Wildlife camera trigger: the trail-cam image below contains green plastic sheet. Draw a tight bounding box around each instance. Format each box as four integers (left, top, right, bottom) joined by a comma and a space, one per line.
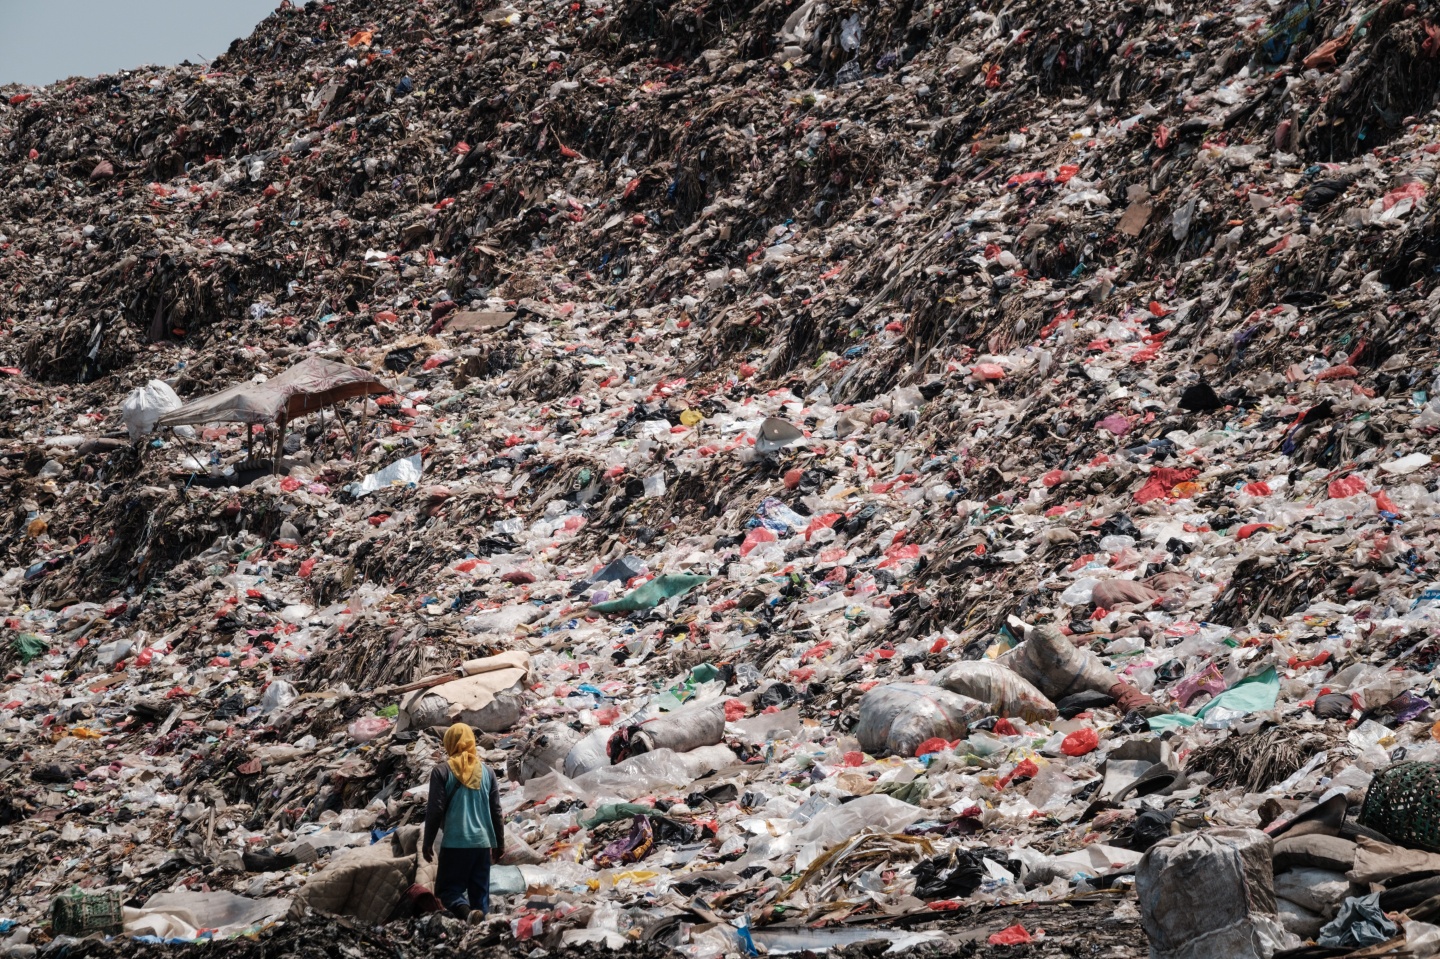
14, 634, 46, 664
1148, 666, 1280, 733
589, 574, 710, 613
580, 802, 654, 829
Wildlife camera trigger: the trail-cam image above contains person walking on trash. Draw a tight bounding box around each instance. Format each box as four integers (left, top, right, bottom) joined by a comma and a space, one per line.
423, 723, 504, 921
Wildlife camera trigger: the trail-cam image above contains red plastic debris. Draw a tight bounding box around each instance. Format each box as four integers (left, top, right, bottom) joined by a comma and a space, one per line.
1315, 364, 1359, 381
1328, 475, 1367, 499
740, 527, 777, 555
988, 924, 1035, 946
996, 758, 1039, 788
971, 362, 1006, 380
1134, 466, 1200, 504
1061, 728, 1099, 756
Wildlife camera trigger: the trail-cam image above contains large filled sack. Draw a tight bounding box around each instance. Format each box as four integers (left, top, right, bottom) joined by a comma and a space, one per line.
1002, 624, 1121, 702
397, 651, 529, 733
1092, 580, 1164, 608
854, 684, 988, 757
120, 380, 182, 441
564, 698, 727, 776
935, 660, 1058, 722
290, 826, 425, 924
1138, 828, 1296, 959
509, 721, 582, 784
565, 725, 616, 779
620, 700, 725, 758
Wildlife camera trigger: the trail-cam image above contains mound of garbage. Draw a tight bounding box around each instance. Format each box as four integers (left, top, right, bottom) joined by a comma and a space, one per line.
6, 0, 1440, 954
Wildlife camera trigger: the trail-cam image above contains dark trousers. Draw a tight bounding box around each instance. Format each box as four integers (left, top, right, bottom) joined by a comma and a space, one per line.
435, 846, 492, 916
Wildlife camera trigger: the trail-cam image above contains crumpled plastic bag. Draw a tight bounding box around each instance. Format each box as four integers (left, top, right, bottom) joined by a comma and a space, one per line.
1273, 867, 1351, 914
347, 454, 422, 496
1318, 893, 1399, 949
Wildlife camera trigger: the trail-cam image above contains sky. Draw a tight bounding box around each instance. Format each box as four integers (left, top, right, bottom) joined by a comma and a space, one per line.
0, 0, 280, 87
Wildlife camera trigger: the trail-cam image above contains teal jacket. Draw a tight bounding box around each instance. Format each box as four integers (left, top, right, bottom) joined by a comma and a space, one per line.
423, 763, 504, 853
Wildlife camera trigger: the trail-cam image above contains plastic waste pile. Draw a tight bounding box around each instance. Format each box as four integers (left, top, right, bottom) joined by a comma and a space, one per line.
7, 0, 1440, 955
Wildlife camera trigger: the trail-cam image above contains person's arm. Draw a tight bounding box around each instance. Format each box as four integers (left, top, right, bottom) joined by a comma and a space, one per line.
422, 765, 448, 860
488, 767, 505, 858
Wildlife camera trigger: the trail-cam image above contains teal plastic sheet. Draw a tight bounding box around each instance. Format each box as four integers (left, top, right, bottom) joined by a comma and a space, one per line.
580, 802, 653, 829
590, 574, 710, 613
1148, 666, 1280, 733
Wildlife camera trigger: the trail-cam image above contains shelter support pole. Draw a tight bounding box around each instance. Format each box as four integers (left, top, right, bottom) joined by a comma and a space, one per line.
335, 408, 355, 454
357, 401, 368, 459
273, 417, 287, 475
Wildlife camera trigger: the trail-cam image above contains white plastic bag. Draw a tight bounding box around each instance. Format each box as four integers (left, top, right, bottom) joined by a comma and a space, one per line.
346, 454, 422, 496
260, 680, 298, 714
120, 380, 181, 441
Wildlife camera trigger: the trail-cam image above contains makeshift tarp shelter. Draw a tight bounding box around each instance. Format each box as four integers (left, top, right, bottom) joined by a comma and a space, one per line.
157, 357, 389, 428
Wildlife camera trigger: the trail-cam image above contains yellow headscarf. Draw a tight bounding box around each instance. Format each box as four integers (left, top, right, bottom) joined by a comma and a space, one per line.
442, 723, 483, 789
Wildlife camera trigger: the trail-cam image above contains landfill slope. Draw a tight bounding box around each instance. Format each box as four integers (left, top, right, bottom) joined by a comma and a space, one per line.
4, 0, 1440, 955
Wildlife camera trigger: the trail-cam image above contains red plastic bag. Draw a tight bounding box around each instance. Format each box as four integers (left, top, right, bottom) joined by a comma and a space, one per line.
804, 513, 843, 539
1383, 181, 1426, 209
971, 362, 1006, 381
996, 758, 1038, 788
1134, 466, 1200, 504
914, 737, 950, 757
988, 924, 1034, 945
1061, 728, 1099, 756
1288, 651, 1331, 669
740, 527, 777, 556
1328, 475, 1367, 499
